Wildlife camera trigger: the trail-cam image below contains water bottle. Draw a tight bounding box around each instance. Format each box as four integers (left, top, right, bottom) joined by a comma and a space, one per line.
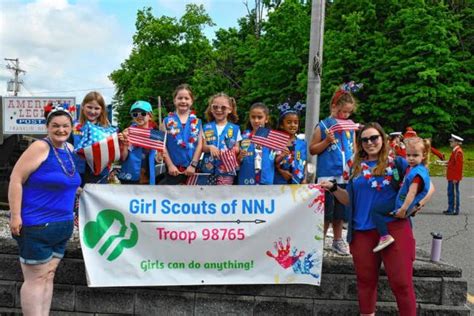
430, 232, 443, 262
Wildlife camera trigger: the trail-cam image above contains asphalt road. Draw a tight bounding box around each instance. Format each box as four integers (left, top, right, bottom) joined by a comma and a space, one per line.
411, 176, 473, 307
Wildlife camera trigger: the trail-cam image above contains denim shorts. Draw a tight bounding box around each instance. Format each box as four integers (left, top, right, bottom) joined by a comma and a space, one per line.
13, 220, 73, 265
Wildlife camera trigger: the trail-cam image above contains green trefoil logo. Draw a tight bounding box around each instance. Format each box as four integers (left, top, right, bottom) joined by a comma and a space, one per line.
83, 209, 138, 261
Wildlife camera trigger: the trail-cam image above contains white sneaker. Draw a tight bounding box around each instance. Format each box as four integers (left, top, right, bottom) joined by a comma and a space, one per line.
373, 235, 395, 252
332, 239, 350, 256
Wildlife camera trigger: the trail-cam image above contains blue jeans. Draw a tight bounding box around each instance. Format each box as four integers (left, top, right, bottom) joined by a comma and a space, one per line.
447, 181, 460, 213
371, 203, 394, 237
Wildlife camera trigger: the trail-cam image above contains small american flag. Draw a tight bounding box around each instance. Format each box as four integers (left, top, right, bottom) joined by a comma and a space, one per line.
185, 173, 210, 185
128, 127, 165, 152
75, 122, 121, 175
328, 119, 360, 133
216, 175, 234, 185
220, 149, 239, 173
251, 127, 289, 151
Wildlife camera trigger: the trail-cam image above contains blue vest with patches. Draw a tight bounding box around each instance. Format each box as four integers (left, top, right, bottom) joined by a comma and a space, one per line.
163, 113, 202, 167
316, 117, 355, 178
395, 164, 430, 211
118, 124, 156, 184
238, 130, 275, 185
201, 121, 240, 176
273, 138, 307, 184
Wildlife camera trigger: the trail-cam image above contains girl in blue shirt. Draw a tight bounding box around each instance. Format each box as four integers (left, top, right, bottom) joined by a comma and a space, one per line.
273, 102, 307, 184
201, 92, 241, 185
237, 102, 276, 185
160, 84, 203, 185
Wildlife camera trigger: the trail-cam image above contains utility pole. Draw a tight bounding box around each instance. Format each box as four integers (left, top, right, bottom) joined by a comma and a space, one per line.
5, 58, 26, 96
304, 0, 325, 180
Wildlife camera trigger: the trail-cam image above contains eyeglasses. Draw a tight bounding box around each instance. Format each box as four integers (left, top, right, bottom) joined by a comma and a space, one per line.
361, 135, 381, 144
211, 104, 229, 111
131, 111, 147, 118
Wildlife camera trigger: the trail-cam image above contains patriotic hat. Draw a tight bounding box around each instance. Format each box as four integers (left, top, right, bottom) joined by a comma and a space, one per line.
403, 127, 417, 139
449, 134, 463, 142
389, 132, 402, 137
43, 102, 75, 120
130, 100, 152, 113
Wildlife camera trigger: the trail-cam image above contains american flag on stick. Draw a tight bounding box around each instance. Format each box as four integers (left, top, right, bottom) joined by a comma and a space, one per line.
128, 126, 166, 152
328, 119, 360, 133
75, 121, 121, 175
220, 149, 239, 173
185, 173, 211, 185
251, 127, 289, 151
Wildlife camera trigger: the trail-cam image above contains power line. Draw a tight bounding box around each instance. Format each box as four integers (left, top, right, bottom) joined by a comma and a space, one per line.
32, 87, 116, 94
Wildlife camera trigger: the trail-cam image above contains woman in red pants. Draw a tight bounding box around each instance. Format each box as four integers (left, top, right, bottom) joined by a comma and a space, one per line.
320, 122, 434, 316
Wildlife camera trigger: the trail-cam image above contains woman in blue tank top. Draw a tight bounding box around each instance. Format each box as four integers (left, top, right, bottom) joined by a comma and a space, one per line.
9, 103, 81, 315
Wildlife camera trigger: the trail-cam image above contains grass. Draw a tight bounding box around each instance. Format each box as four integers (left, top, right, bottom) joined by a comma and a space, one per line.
428, 143, 473, 177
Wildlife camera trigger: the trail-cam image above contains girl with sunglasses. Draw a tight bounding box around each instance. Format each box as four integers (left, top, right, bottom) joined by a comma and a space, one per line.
309, 82, 362, 256
160, 84, 203, 185
117, 100, 159, 184
319, 122, 434, 316
200, 92, 241, 185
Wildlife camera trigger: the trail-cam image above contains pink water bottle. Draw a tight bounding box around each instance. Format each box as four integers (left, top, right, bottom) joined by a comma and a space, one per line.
430, 232, 443, 262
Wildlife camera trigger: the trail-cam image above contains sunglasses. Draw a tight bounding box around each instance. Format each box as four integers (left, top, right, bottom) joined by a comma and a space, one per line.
131, 111, 148, 118
211, 104, 229, 111
361, 135, 381, 144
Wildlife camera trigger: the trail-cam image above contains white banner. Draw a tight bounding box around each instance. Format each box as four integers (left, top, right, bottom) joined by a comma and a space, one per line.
79, 184, 325, 287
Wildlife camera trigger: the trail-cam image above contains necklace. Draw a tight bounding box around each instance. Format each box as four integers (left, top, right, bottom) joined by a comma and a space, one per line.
46, 138, 76, 177
166, 111, 200, 149
360, 157, 395, 191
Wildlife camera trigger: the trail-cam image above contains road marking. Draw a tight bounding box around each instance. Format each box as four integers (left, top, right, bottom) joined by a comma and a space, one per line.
467, 293, 474, 304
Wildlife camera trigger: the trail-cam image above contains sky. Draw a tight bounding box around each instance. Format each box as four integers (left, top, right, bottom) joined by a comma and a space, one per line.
0, 0, 252, 105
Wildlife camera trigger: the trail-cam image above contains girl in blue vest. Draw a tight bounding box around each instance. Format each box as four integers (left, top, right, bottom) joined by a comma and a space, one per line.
273, 102, 307, 184
118, 101, 158, 184
238, 103, 276, 185
160, 84, 203, 185
72, 91, 113, 185
309, 81, 362, 256
372, 137, 431, 252
201, 92, 241, 185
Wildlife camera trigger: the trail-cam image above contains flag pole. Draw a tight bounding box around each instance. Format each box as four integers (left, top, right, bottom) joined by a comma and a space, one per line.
158, 96, 162, 130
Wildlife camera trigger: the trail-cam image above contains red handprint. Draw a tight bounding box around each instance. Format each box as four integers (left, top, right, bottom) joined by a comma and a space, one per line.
266, 237, 305, 269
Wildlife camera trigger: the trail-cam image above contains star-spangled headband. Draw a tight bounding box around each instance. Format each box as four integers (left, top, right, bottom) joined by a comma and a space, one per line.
332, 81, 363, 106
44, 102, 75, 120
277, 101, 306, 118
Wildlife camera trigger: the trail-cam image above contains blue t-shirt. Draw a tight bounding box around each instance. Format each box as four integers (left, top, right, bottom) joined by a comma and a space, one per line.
349, 158, 408, 231
21, 140, 81, 226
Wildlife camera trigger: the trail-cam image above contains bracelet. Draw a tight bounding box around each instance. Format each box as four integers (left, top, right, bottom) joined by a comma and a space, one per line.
329, 179, 338, 192
190, 161, 198, 168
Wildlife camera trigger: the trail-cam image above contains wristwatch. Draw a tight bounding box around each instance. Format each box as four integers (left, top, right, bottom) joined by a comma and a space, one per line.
329, 179, 338, 192
190, 161, 198, 168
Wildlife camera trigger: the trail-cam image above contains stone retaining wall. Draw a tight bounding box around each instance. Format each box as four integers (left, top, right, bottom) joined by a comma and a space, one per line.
0, 238, 470, 315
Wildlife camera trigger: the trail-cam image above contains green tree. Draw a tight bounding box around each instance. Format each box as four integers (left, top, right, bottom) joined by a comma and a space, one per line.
109, 5, 214, 129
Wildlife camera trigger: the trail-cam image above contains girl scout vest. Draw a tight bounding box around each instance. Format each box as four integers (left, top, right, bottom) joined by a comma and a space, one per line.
316, 117, 355, 180
118, 124, 156, 184
395, 164, 430, 212
238, 130, 275, 185
273, 138, 307, 184
163, 112, 202, 168
201, 121, 240, 176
